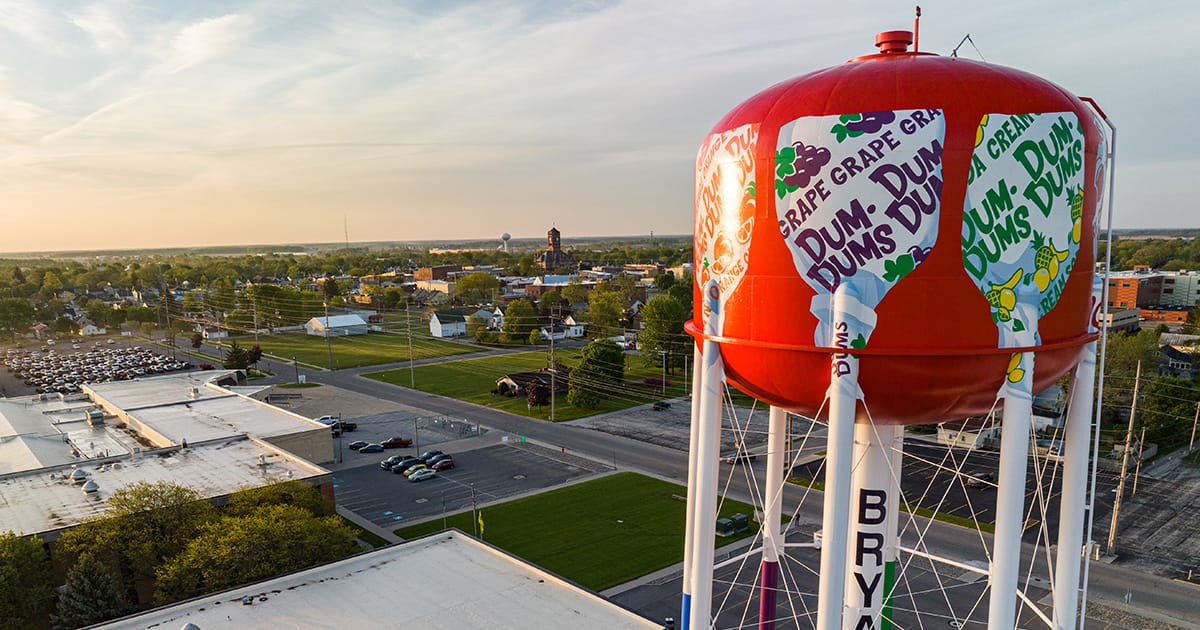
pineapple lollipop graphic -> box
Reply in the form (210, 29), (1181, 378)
(1028, 231), (1071, 292)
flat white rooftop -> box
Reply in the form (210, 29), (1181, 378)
(0, 437), (327, 537)
(99, 531), (658, 630)
(87, 371), (326, 443)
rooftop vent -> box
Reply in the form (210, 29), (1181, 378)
(81, 479), (99, 494)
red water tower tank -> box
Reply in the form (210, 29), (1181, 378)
(691, 31), (1106, 424)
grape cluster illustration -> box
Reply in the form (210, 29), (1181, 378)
(775, 141), (831, 197)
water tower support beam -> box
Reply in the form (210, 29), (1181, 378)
(687, 282), (725, 630)
(757, 406), (787, 630)
(681, 344), (704, 627)
(1053, 341), (1097, 629)
(988, 351), (1035, 629)
(816, 289), (860, 630)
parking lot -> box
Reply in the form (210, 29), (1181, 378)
(332, 442), (612, 529)
(2, 340), (189, 396)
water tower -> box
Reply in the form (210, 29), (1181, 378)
(501, 232), (511, 252)
(683, 27), (1113, 630)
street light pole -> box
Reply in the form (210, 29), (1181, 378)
(413, 416), (420, 454)
(549, 329), (556, 422)
(293, 355), (299, 384)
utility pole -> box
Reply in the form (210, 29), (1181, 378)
(1189, 402), (1199, 455)
(413, 416), (420, 454)
(323, 300), (333, 370)
(293, 355), (299, 384)
(252, 293), (259, 345)
(1109, 360), (1141, 554)
(1132, 427), (1146, 496)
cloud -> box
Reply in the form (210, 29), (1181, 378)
(158, 13), (257, 75)
(68, 2), (130, 54)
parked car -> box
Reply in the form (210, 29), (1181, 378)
(408, 469), (437, 482)
(402, 463), (428, 477)
(426, 453), (452, 466)
(430, 458), (455, 471)
(722, 450), (758, 465)
(348, 440), (369, 450)
(652, 401), (671, 411)
(381, 436), (413, 448)
(336, 420), (358, 432)
(358, 443), (384, 454)
(380, 455), (407, 471)
(966, 472), (996, 488)
(390, 458), (422, 474)
(314, 415), (337, 425)
(418, 450), (444, 463)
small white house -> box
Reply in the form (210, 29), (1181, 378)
(304, 314), (368, 337)
(430, 310), (467, 338)
(79, 322), (107, 336)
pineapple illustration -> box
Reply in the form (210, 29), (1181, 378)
(975, 114), (989, 147)
(985, 268), (1023, 322)
(1070, 187), (1084, 244)
(1031, 231), (1071, 292)
(1006, 353), (1026, 383)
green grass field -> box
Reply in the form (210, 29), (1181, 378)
(394, 472), (763, 591)
(223, 331), (478, 369)
(363, 349), (690, 421)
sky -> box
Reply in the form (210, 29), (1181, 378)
(0, 0), (1196, 253)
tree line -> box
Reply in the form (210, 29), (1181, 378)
(0, 480), (358, 629)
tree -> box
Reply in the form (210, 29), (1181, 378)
(0, 531), (54, 629)
(154, 504), (357, 604)
(527, 381), (550, 407)
(562, 278), (589, 305)
(322, 275), (340, 302)
(223, 340), (251, 370)
(0, 298), (35, 340)
(639, 295), (687, 372)
(667, 281), (693, 314)
(225, 480), (331, 518)
(53, 316), (79, 336)
(190, 333), (203, 349)
(40, 270), (62, 292)
(586, 288), (623, 338)
(1099, 328), (1164, 424)
(501, 298), (537, 343)
(57, 482), (217, 606)
(653, 271), (676, 291)
(456, 271), (500, 304)
(466, 314), (487, 339)
(53, 553), (132, 630)
(528, 327), (543, 345)
(567, 339), (626, 409)
(1137, 377), (1200, 449)
(538, 289), (563, 316)
(247, 344), (263, 367)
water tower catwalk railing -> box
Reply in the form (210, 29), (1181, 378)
(681, 28), (1115, 630)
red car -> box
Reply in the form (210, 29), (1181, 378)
(430, 458), (455, 471)
(381, 436), (413, 449)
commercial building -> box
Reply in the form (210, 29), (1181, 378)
(0, 370), (333, 539)
(97, 531), (658, 629)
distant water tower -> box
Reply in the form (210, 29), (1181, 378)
(501, 232), (511, 252)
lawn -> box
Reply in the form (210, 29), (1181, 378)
(220, 331), (478, 369)
(363, 348), (691, 421)
(394, 472), (765, 591)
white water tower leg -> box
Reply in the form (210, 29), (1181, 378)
(758, 405), (787, 629)
(988, 351), (1035, 629)
(681, 345), (704, 627)
(1053, 341), (1097, 629)
(845, 422), (902, 629)
(687, 282), (726, 630)
(816, 289), (860, 630)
